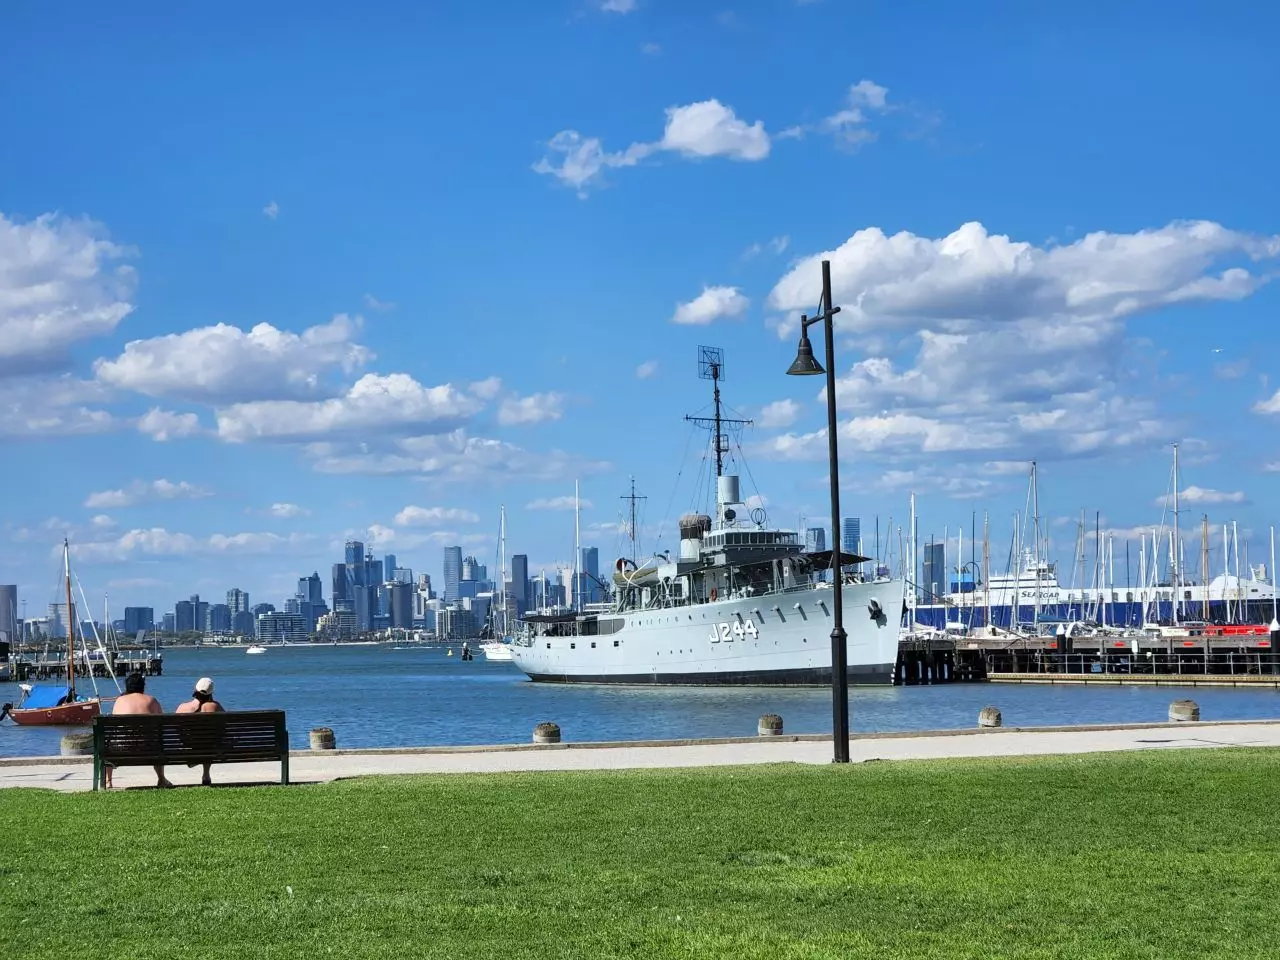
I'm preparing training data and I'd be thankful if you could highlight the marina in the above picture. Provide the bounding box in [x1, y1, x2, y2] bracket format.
[4, 643, 1280, 758]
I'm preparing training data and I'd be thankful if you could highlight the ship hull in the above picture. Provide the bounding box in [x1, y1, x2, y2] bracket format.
[513, 579, 904, 686]
[10, 699, 100, 726]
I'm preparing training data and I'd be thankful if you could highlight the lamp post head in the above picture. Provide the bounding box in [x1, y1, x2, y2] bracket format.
[786, 323, 824, 376]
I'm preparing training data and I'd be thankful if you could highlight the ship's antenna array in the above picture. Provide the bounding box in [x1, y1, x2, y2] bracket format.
[620, 477, 647, 563]
[685, 345, 751, 478]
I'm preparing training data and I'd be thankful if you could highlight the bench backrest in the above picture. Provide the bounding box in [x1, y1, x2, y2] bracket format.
[94, 710, 288, 760]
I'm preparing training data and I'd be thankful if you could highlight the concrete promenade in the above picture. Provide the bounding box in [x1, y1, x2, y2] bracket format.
[4, 719, 1280, 792]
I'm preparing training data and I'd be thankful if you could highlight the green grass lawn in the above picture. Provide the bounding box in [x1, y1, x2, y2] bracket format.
[3, 750, 1279, 959]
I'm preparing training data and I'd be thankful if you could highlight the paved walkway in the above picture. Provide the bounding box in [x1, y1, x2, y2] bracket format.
[4, 720, 1279, 793]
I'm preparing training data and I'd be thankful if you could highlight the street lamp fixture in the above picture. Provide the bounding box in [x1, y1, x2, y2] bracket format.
[785, 259, 850, 764]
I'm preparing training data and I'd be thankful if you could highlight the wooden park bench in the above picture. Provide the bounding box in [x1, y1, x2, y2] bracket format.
[92, 710, 290, 790]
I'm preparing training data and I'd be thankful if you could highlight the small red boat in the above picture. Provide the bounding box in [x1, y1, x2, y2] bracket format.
[8, 687, 101, 726]
[5, 539, 104, 727]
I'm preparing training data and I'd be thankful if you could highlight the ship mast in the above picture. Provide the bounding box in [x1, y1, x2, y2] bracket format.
[685, 346, 751, 479]
[63, 539, 75, 698]
[620, 477, 647, 564]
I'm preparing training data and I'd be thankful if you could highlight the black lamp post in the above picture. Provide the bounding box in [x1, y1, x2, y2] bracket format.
[786, 259, 850, 764]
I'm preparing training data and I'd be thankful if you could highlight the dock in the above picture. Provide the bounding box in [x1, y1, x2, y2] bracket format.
[9, 650, 163, 681]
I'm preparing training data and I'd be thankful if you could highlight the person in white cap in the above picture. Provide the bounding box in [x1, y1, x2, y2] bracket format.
[176, 677, 224, 785]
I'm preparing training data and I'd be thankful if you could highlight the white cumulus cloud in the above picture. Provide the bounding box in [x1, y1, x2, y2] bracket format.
[635, 360, 659, 379]
[136, 407, 200, 441]
[1157, 486, 1247, 506]
[95, 314, 373, 403]
[752, 218, 1280, 471]
[759, 398, 801, 429]
[268, 502, 310, 518]
[0, 211, 136, 374]
[671, 286, 749, 325]
[215, 373, 481, 443]
[83, 479, 212, 509]
[526, 496, 593, 511]
[497, 392, 565, 426]
[394, 505, 481, 526]
[534, 99, 769, 195]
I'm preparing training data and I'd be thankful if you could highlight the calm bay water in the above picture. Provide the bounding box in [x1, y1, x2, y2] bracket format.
[4, 643, 1280, 758]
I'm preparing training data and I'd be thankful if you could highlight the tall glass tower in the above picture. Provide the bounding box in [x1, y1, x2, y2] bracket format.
[443, 546, 463, 602]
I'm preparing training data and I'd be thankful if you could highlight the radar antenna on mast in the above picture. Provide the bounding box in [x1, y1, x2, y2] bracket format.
[685, 345, 751, 477]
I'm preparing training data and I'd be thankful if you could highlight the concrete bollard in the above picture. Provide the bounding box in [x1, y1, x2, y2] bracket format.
[978, 705, 1002, 728]
[309, 727, 336, 750]
[1169, 699, 1200, 722]
[533, 722, 561, 744]
[758, 714, 784, 736]
[61, 731, 94, 756]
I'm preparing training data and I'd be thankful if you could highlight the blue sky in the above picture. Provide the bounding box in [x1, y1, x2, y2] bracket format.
[2, 0, 1278, 615]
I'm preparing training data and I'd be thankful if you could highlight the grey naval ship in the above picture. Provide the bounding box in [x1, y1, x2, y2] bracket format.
[511, 349, 905, 685]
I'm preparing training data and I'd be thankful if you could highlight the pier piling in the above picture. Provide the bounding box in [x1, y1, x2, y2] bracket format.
[310, 727, 336, 750]
[757, 714, 784, 736]
[533, 722, 561, 745]
[978, 706, 1003, 728]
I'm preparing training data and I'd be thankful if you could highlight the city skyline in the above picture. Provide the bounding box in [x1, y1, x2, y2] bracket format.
[2, 4, 1278, 615]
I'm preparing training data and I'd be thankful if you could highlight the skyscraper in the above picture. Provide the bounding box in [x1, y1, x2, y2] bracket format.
[389, 582, 414, 628]
[331, 562, 351, 611]
[443, 546, 462, 602]
[841, 518, 861, 556]
[383, 554, 397, 583]
[227, 588, 250, 617]
[579, 546, 600, 604]
[123, 607, 154, 634]
[208, 603, 231, 633]
[804, 528, 826, 553]
[922, 542, 945, 600]
[174, 599, 194, 633]
[510, 554, 529, 613]
[0, 585, 16, 642]
[345, 540, 369, 630]
[298, 572, 323, 604]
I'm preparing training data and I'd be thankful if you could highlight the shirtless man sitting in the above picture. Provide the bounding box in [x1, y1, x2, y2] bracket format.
[109, 672, 171, 788]
[176, 677, 224, 786]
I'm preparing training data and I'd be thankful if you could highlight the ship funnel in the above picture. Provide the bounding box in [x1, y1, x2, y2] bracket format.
[717, 475, 740, 508]
[679, 513, 711, 561]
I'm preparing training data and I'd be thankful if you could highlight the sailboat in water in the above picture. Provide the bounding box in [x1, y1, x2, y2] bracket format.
[480, 505, 516, 661]
[9, 540, 103, 726]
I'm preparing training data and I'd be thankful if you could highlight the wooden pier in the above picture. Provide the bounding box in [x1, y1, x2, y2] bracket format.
[10, 650, 163, 682]
[957, 631, 1280, 685]
[988, 671, 1280, 688]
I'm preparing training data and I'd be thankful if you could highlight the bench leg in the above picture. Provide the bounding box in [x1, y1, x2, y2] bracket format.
[92, 755, 100, 792]
[281, 753, 290, 785]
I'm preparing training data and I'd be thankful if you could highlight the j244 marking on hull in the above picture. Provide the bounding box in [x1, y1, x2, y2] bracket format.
[708, 620, 761, 643]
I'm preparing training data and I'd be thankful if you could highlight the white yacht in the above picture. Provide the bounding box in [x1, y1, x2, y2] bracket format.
[480, 640, 514, 662]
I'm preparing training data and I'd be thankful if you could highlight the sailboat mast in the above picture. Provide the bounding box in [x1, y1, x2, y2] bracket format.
[1031, 460, 1041, 631]
[1202, 515, 1210, 621]
[1172, 442, 1181, 624]
[573, 480, 581, 613]
[499, 505, 507, 636]
[1271, 526, 1278, 629]
[908, 492, 917, 631]
[983, 512, 991, 631]
[63, 539, 75, 697]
